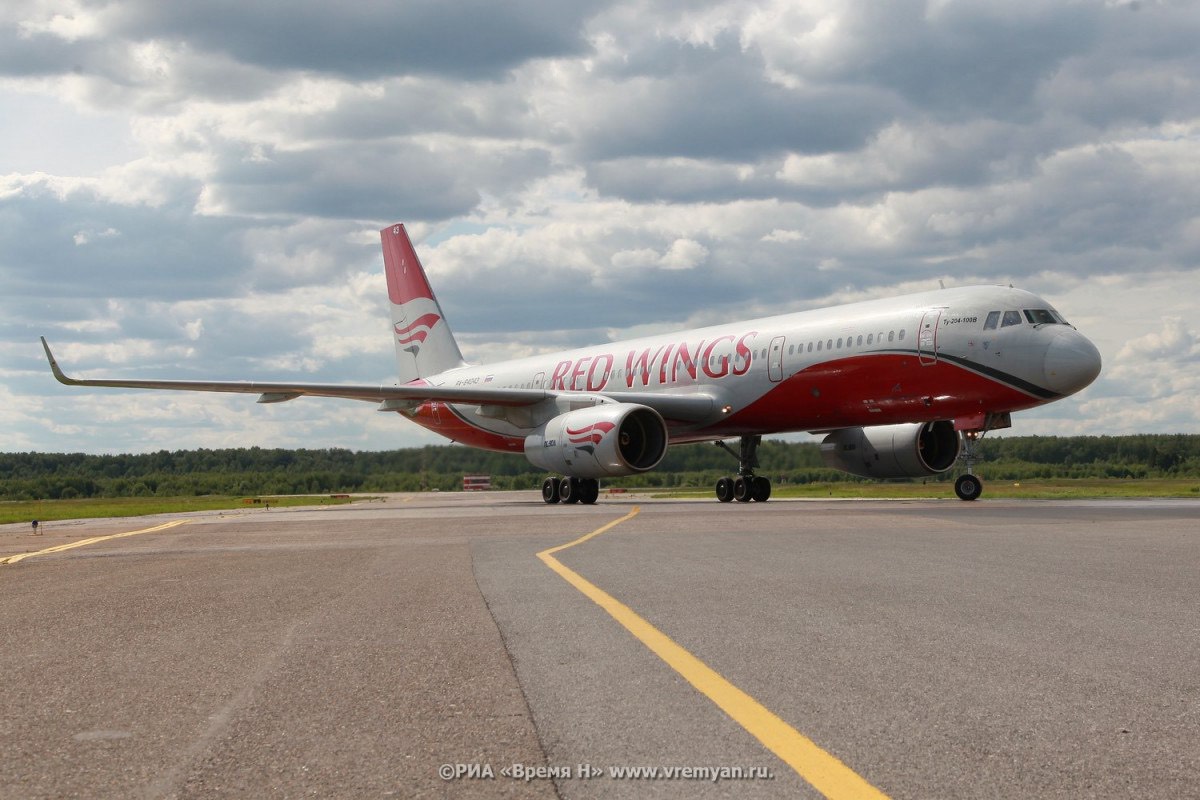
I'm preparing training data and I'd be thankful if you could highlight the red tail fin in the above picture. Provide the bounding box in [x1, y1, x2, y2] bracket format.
[381, 224, 436, 304]
[379, 223, 465, 382]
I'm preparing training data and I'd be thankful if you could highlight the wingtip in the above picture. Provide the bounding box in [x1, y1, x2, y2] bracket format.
[40, 337, 75, 384]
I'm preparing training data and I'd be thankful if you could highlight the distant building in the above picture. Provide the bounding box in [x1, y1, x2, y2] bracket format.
[462, 475, 491, 491]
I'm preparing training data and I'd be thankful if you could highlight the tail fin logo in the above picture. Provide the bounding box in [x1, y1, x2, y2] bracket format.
[394, 312, 442, 355]
[566, 421, 615, 454]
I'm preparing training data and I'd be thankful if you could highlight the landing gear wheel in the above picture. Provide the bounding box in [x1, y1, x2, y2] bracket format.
[579, 478, 600, 505]
[559, 477, 582, 504]
[715, 435, 768, 505]
[955, 474, 983, 501]
[557, 477, 599, 505]
[542, 477, 561, 504]
[751, 476, 771, 502]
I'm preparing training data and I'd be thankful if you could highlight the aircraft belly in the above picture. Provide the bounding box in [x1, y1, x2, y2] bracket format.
[704, 353, 1049, 436]
[405, 401, 526, 453]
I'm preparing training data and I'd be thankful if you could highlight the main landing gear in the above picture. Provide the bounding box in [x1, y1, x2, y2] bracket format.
[713, 435, 771, 503]
[954, 431, 984, 501]
[541, 476, 600, 505]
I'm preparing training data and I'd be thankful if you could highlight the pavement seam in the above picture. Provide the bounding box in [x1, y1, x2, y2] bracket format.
[470, 537, 564, 800]
[140, 617, 303, 799]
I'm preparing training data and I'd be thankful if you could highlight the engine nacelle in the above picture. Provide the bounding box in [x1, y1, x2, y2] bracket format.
[524, 403, 668, 478]
[820, 421, 960, 479]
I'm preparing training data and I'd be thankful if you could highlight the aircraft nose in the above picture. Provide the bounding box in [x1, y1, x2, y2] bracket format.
[1043, 329, 1102, 396]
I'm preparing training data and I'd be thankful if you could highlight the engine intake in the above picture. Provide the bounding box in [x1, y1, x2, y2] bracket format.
[524, 403, 668, 478]
[820, 421, 959, 479]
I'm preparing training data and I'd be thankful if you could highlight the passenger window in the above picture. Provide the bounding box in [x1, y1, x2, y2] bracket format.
[817, 341, 823, 351]
[984, 311, 1000, 330]
[856, 335, 863, 346]
[898, 329, 905, 341]
[807, 342, 813, 352]
[837, 338, 843, 348]
[867, 333, 873, 345]
[888, 331, 894, 342]
[827, 339, 833, 350]
[788, 345, 794, 355]
[1002, 310, 1022, 327]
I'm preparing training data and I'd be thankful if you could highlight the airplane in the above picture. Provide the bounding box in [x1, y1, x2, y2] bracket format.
[42, 222, 1102, 504]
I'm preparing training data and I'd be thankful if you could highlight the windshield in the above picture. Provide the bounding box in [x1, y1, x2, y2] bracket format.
[1023, 309, 1068, 326]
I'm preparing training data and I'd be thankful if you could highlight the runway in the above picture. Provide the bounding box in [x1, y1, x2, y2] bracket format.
[1, 494, 1197, 798]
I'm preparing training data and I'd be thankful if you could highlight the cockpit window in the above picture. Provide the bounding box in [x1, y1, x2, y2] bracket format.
[983, 311, 1000, 330]
[1001, 310, 1022, 327]
[1023, 309, 1062, 325]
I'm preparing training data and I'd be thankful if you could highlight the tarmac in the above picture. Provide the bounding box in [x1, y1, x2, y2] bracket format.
[2, 493, 1198, 798]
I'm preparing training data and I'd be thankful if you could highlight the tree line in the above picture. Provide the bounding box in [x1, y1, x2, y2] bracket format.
[1, 434, 1198, 500]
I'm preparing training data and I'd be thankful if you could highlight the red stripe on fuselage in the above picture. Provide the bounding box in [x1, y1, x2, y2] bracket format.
[397, 352, 1047, 450]
[706, 352, 1045, 437]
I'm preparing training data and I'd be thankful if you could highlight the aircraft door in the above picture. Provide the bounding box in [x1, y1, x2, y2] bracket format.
[918, 310, 942, 365]
[768, 336, 785, 382]
[533, 371, 545, 390]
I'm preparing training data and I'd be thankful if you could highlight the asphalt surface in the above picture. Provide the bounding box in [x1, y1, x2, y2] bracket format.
[1, 494, 1198, 799]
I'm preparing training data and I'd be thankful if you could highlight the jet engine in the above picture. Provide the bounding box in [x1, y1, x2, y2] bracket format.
[819, 421, 959, 479]
[524, 403, 668, 478]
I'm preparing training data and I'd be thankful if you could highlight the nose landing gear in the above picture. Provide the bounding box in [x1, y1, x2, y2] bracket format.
[714, 435, 771, 503]
[955, 430, 984, 501]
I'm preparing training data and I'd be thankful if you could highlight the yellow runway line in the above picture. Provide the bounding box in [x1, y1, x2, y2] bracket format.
[537, 507, 890, 800]
[1, 519, 191, 565]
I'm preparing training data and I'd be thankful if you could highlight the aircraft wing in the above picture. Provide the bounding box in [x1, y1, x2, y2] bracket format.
[41, 338, 717, 421]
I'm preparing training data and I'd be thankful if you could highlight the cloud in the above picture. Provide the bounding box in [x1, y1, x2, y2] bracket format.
[1116, 317, 1198, 362]
[2, 0, 1199, 453]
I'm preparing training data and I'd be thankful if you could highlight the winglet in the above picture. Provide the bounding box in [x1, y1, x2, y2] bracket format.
[40, 337, 78, 385]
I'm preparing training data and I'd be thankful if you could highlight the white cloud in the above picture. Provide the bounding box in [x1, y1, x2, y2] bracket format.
[1116, 317, 1198, 361]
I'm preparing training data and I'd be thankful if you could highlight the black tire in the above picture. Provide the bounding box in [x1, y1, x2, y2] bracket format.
[733, 477, 752, 502]
[751, 476, 771, 502]
[955, 474, 983, 501]
[580, 478, 600, 505]
[542, 477, 561, 504]
[559, 477, 582, 504]
[715, 477, 734, 502]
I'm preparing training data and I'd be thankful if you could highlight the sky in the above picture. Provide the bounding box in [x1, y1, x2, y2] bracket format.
[2, 0, 1198, 455]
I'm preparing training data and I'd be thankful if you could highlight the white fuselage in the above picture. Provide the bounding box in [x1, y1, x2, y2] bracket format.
[401, 285, 1101, 453]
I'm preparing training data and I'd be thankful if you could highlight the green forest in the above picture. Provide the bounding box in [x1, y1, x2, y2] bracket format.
[2, 434, 1198, 500]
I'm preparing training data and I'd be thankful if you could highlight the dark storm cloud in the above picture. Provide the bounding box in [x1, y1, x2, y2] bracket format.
[109, 0, 605, 80]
